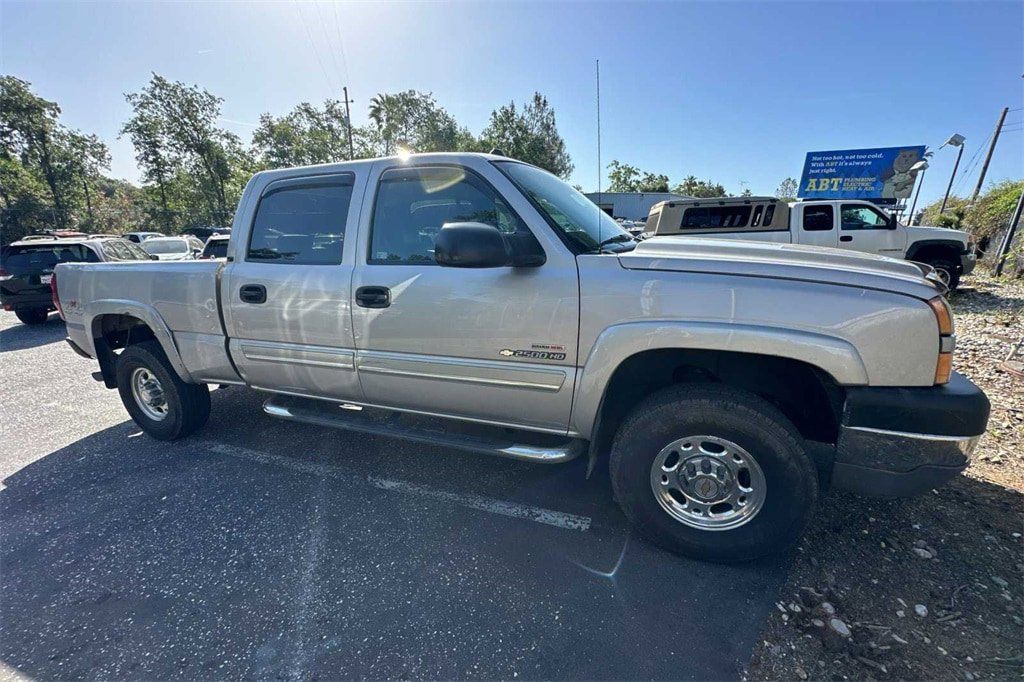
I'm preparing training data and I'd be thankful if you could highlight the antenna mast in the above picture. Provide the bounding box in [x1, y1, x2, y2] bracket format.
[596, 59, 602, 242]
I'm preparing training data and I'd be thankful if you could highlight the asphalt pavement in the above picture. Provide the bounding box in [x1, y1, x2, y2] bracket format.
[0, 312, 792, 680]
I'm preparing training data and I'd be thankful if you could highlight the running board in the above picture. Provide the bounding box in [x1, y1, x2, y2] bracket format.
[262, 394, 584, 464]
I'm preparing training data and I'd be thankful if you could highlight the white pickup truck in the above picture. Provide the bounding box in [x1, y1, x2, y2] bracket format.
[54, 153, 989, 563]
[644, 196, 976, 289]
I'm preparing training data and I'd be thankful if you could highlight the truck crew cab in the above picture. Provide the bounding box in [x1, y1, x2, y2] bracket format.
[644, 196, 976, 289]
[55, 153, 989, 563]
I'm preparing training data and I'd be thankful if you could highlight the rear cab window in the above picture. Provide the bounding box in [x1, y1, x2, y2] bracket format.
[247, 174, 354, 265]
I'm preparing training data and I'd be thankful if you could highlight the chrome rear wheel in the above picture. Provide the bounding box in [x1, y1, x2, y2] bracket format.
[130, 367, 168, 421]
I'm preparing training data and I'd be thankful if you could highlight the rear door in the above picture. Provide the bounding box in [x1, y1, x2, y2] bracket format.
[222, 172, 365, 401]
[794, 203, 839, 248]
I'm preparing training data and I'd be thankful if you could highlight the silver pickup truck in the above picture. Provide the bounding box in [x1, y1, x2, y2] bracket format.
[55, 153, 990, 562]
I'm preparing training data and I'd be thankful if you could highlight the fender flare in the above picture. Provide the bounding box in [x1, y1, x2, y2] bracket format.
[570, 320, 867, 439]
[84, 300, 195, 383]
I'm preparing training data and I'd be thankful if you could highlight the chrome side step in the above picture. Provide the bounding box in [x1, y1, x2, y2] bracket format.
[262, 394, 584, 464]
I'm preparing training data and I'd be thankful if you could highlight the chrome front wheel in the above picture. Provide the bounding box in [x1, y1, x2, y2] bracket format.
[650, 435, 767, 531]
[130, 366, 169, 421]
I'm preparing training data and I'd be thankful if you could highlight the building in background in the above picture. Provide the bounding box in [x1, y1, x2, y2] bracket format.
[584, 192, 690, 221]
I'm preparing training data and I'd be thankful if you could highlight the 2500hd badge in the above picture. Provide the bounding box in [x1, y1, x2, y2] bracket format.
[499, 348, 567, 361]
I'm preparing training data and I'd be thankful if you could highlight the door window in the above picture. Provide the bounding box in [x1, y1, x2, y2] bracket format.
[841, 204, 890, 230]
[247, 177, 354, 265]
[802, 205, 834, 231]
[369, 166, 526, 265]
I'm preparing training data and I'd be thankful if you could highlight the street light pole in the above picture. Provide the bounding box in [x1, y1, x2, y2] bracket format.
[939, 134, 966, 214]
[908, 165, 928, 224]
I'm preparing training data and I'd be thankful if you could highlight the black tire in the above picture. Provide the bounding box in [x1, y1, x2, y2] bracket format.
[609, 383, 818, 563]
[116, 340, 210, 440]
[928, 258, 960, 291]
[15, 308, 50, 325]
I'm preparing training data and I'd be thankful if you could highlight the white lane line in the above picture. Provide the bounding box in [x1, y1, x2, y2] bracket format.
[204, 442, 592, 532]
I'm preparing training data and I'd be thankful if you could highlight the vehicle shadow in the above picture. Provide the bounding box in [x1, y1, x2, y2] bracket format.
[0, 388, 791, 681]
[0, 315, 65, 352]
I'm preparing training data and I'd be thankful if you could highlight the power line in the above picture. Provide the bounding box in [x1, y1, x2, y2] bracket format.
[313, 1, 347, 94]
[296, 2, 338, 95]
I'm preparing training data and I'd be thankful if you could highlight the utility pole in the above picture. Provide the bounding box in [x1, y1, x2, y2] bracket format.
[970, 107, 1009, 204]
[342, 86, 355, 160]
[994, 187, 1024, 277]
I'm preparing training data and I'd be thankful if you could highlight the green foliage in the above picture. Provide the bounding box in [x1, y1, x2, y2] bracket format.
[365, 90, 478, 157]
[673, 175, 727, 198]
[252, 100, 353, 168]
[1, 75, 111, 243]
[480, 93, 573, 178]
[606, 160, 669, 192]
[964, 179, 1024, 239]
[776, 177, 798, 200]
[919, 196, 969, 230]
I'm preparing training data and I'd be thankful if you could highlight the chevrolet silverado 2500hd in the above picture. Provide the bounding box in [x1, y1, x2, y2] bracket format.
[55, 153, 990, 562]
[644, 196, 976, 289]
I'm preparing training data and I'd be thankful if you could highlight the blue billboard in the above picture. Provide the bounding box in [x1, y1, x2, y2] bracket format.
[798, 146, 927, 201]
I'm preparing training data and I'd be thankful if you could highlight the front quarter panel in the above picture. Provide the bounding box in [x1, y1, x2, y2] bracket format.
[571, 256, 939, 437]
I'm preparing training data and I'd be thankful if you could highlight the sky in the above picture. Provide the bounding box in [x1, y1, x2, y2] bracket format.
[1, 0, 1021, 208]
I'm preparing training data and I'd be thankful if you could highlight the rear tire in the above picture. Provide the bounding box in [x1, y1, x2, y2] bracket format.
[609, 384, 818, 563]
[927, 258, 961, 291]
[116, 340, 210, 440]
[15, 308, 50, 325]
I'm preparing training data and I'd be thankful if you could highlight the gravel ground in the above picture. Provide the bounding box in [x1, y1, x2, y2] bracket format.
[748, 272, 1024, 681]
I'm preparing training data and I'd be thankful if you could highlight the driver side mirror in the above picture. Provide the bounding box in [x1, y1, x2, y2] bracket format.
[888, 214, 899, 229]
[434, 222, 545, 268]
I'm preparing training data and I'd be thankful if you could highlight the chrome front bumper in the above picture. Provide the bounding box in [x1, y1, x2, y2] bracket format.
[832, 426, 980, 497]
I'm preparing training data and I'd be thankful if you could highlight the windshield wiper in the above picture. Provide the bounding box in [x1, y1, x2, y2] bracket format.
[596, 233, 635, 252]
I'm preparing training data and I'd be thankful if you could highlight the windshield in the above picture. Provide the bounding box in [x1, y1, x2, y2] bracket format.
[142, 239, 189, 255]
[495, 161, 632, 253]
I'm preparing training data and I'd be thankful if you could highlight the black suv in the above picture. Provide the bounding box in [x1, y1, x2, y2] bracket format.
[1, 237, 152, 325]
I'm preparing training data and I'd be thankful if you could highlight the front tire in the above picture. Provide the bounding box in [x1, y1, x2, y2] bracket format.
[927, 258, 961, 291]
[116, 340, 210, 440]
[15, 308, 50, 325]
[609, 384, 818, 563]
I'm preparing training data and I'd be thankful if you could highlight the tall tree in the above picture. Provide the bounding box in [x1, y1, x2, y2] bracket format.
[606, 160, 669, 192]
[673, 175, 727, 198]
[481, 93, 573, 178]
[253, 100, 353, 168]
[365, 90, 475, 156]
[123, 74, 240, 226]
[776, 177, 799, 200]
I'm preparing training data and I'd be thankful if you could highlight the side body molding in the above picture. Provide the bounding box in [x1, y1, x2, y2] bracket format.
[84, 299, 195, 383]
[570, 320, 868, 439]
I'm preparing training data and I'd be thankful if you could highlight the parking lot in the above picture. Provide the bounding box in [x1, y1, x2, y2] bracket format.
[0, 312, 791, 680]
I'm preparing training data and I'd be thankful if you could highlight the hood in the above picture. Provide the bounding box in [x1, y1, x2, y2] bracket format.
[905, 225, 969, 245]
[620, 237, 943, 299]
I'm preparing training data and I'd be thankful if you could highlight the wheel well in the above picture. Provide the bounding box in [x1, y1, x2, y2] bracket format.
[910, 244, 961, 267]
[589, 349, 845, 472]
[91, 314, 157, 388]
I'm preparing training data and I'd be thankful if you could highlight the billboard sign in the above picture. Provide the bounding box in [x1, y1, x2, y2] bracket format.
[798, 146, 927, 201]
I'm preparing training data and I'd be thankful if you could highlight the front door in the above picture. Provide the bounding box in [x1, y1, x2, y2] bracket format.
[837, 203, 907, 257]
[350, 161, 580, 434]
[223, 172, 364, 401]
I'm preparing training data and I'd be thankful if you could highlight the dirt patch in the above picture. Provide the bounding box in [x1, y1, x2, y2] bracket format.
[747, 273, 1024, 681]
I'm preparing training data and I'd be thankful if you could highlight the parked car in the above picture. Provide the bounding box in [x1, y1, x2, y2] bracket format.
[122, 231, 164, 244]
[1, 237, 152, 325]
[54, 152, 989, 563]
[199, 234, 230, 260]
[140, 236, 205, 261]
[644, 196, 975, 289]
[181, 226, 231, 242]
